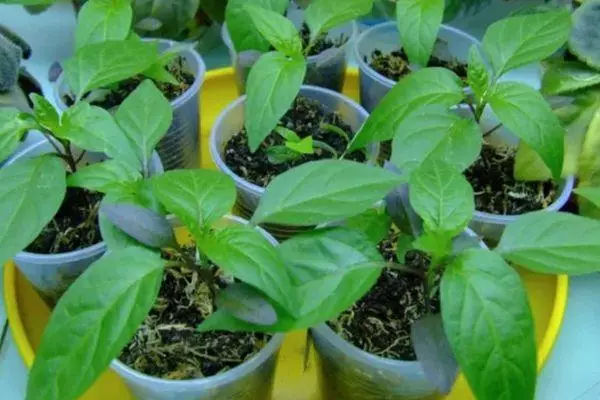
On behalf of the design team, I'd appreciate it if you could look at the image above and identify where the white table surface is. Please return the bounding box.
[1,1,600,399]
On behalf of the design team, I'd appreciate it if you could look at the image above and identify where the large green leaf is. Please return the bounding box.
[26,247,165,400]
[63,39,159,99]
[496,212,600,275]
[75,0,133,50]
[67,159,141,193]
[569,0,600,70]
[252,160,403,225]
[0,156,65,264]
[409,160,474,237]
[151,169,236,236]
[244,5,303,58]
[305,0,373,43]
[60,102,140,171]
[114,80,172,175]
[542,61,600,96]
[245,52,306,152]
[487,81,565,179]
[343,207,391,244]
[348,67,464,151]
[0,107,38,162]
[442,249,536,400]
[395,0,444,67]
[481,9,571,77]
[467,45,490,103]
[391,105,482,174]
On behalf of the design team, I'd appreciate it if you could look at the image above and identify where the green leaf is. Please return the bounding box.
[395,0,444,67]
[64,39,159,100]
[384,161,423,237]
[0,107,38,162]
[409,160,474,237]
[395,233,414,263]
[569,0,600,70]
[0,156,65,264]
[225,0,289,52]
[60,102,140,171]
[115,80,172,175]
[514,142,552,181]
[30,94,59,132]
[487,81,565,179]
[542,61,600,96]
[286,136,313,154]
[75,0,133,50]
[305,0,373,43]
[266,145,303,164]
[215,282,278,326]
[245,52,306,152]
[26,247,165,400]
[67,160,141,193]
[391,105,482,174]
[344,208,391,244]
[197,224,297,315]
[348,68,464,151]
[244,5,303,57]
[151,169,236,236]
[575,186,600,209]
[496,212,600,275]
[442,249,536,400]
[413,231,452,262]
[141,63,178,85]
[252,160,403,225]
[274,126,301,142]
[467,45,490,103]
[481,9,571,77]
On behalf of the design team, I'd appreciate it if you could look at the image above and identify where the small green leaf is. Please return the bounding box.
[488,81,564,179]
[395,233,414,263]
[575,186,600,209]
[514,142,552,181]
[67,159,141,193]
[467,45,490,103]
[413,231,452,262]
[391,105,482,174]
[496,212,600,275]
[244,5,303,58]
[75,0,133,50]
[142,63,178,85]
[482,9,571,76]
[0,156,65,264]
[26,247,165,400]
[395,0,445,67]
[286,136,313,154]
[266,145,303,164]
[348,68,464,151]
[442,249,536,400]
[64,39,159,99]
[274,126,301,142]
[409,161,474,237]
[252,160,403,225]
[305,0,373,43]
[0,107,38,162]
[569,0,600,69]
[344,208,392,244]
[542,61,600,96]
[245,52,306,152]
[215,283,278,326]
[30,94,59,132]
[115,80,172,175]
[151,170,236,237]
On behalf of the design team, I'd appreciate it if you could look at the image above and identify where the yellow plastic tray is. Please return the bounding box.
[4,68,568,400]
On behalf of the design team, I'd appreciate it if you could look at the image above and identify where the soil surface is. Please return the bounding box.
[329,228,437,361]
[120,248,271,380]
[25,187,102,254]
[465,143,558,215]
[367,48,468,82]
[64,56,194,109]
[300,23,347,56]
[224,96,367,188]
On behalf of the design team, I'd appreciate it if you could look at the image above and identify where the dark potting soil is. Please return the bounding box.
[300,23,347,56]
[328,228,438,361]
[63,57,194,109]
[120,249,271,380]
[464,143,558,215]
[25,187,103,254]
[224,96,366,188]
[367,48,468,82]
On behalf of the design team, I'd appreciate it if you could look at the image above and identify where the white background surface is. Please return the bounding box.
[1,1,600,399]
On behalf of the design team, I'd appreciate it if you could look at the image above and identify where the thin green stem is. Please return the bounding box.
[320,122,350,142]
[483,123,502,137]
[313,140,338,158]
[0,319,8,350]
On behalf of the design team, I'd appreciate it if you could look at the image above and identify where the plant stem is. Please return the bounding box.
[313,140,338,158]
[320,122,350,142]
[41,131,67,157]
[62,142,78,172]
[483,123,502,137]
[74,150,87,165]
[0,319,8,350]
[174,243,218,301]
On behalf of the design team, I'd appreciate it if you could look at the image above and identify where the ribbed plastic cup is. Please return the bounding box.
[222,5,357,94]
[111,215,285,400]
[4,138,163,306]
[210,85,378,239]
[53,39,206,171]
[311,229,485,400]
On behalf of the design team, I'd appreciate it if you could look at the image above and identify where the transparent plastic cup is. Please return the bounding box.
[210,85,378,238]
[311,229,485,400]
[4,139,163,306]
[222,5,357,94]
[53,39,206,171]
[111,214,285,400]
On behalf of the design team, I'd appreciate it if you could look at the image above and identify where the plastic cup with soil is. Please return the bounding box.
[111,216,284,400]
[54,39,206,170]
[5,138,163,307]
[210,85,378,239]
[311,226,485,400]
[222,4,356,95]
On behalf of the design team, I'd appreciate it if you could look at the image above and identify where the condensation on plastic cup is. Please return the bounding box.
[53,39,207,171]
